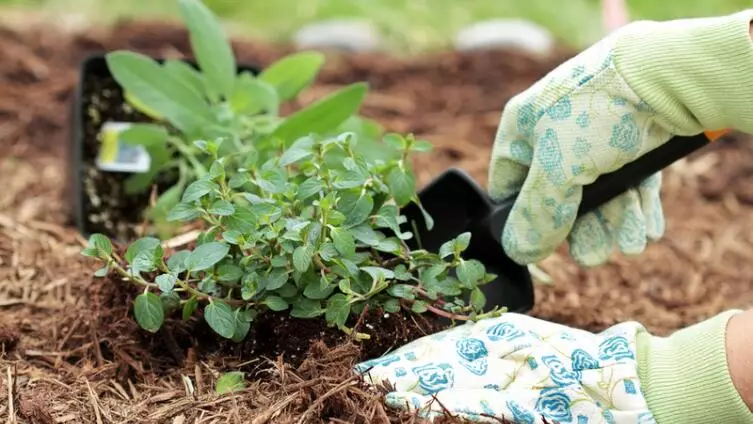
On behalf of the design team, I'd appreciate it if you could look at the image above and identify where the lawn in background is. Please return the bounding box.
[0,0,751,52]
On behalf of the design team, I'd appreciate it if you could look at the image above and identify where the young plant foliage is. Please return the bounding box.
[83,132,503,340]
[101,0,387,237]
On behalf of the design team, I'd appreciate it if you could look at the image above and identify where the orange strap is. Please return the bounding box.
[704,129,729,141]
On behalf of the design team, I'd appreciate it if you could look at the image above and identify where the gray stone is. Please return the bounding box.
[453,19,555,55]
[293,20,383,52]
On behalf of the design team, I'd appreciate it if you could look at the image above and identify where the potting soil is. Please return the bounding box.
[2,18,753,424]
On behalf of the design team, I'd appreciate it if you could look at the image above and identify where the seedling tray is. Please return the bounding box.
[66,52,261,241]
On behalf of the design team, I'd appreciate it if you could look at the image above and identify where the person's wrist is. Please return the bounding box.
[636,310,753,423]
[614,10,753,134]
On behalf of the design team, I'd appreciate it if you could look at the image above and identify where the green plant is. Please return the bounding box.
[82,131,504,341]
[102,0,387,236]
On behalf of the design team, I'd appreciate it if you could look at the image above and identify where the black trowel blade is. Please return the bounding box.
[399,168,535,314]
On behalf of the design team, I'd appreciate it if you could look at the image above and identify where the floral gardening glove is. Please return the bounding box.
[355,310,753,424]
[489,10,753,266]
[355,313,656,423]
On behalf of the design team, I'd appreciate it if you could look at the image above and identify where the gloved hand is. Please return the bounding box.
[354,310,751,424]
[355,313,656,423]
[489,10,753,266]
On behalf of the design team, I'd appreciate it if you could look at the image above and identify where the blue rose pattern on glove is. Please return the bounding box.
[487,26,681,267]
[355,313,657,423]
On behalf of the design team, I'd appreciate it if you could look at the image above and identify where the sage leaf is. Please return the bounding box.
[271,82,368,146]
[105,51,215,134]
[178,0,236,99]
[259,51,325,101]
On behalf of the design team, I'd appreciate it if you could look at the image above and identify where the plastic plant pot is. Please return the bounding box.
[66,52,261,242]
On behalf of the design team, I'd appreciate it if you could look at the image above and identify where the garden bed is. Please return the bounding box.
[3,17,753,424]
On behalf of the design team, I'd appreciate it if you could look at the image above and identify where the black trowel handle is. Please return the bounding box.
[484,132,721,240]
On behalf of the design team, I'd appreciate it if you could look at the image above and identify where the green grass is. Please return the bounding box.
[1,0,751,52]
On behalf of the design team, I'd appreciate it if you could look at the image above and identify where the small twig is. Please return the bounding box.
[7,366,15,424]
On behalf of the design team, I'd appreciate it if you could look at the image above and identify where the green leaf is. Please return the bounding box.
[455,232,472,253]
[375,238,401,254]
[215,371,245,395]
[133,292,164,333]
[148,183,185,223]
[88,234,113,257]
[304,279,335,299]
[292,246,313,273]
[125,237,161,264]
[156,274,177,292]
[325,294,350,328]
[178,0,236,99]
[393,264,411,281]
[204,301,236,339]
[383,299,400,313]
[438,240,454,259]
[387,284,415,300]
[217,264,243,282]
[361,266,394,282]
[209,200,235,216]
[186,242,230,272]
[167,202,201,222]
[264,296,289,311]
[224,206,256,233]
[259,51,325,101]
[290,299,324,318]
[182,296,198,320]
[160,292,181,313]
[383,133,406,150]
[350,224,381,246]
[470,287,486,311]
[167,250,191,273]
[411,300,428,314]
[263,269,289,291]
[93,266,109,277]
[297,177,324,201]
[279,136,314,166]
[230,72,279,115]
[330,227,355,257]
[231,309,251,342]
[387,167,416,207]
[162,59,206,100]
[271,82,368,146]
[411,139,433,152]
[341,194,374,227]
[105,51,215,134]
[182,179,218,203]
[457,259,485,287]
[131,244,164,273]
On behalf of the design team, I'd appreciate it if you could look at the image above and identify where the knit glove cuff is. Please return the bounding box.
[637,310,753,423]
[614,10,753,134]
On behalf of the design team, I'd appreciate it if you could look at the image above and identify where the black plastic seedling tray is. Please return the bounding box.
[66,52,260,241]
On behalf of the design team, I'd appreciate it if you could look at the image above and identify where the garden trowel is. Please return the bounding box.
[400,130,726,315]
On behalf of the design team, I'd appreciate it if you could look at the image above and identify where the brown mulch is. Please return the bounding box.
[2,16,753,424]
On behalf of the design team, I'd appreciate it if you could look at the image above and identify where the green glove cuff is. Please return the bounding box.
[615,10,753,134]
[637,310,753,423]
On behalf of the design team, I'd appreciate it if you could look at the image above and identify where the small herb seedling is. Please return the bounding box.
[101,0,385,237]
[83,131,504,341]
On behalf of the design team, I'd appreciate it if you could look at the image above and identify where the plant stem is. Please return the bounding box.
[402,299,472,321]
[107,258,158,289]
